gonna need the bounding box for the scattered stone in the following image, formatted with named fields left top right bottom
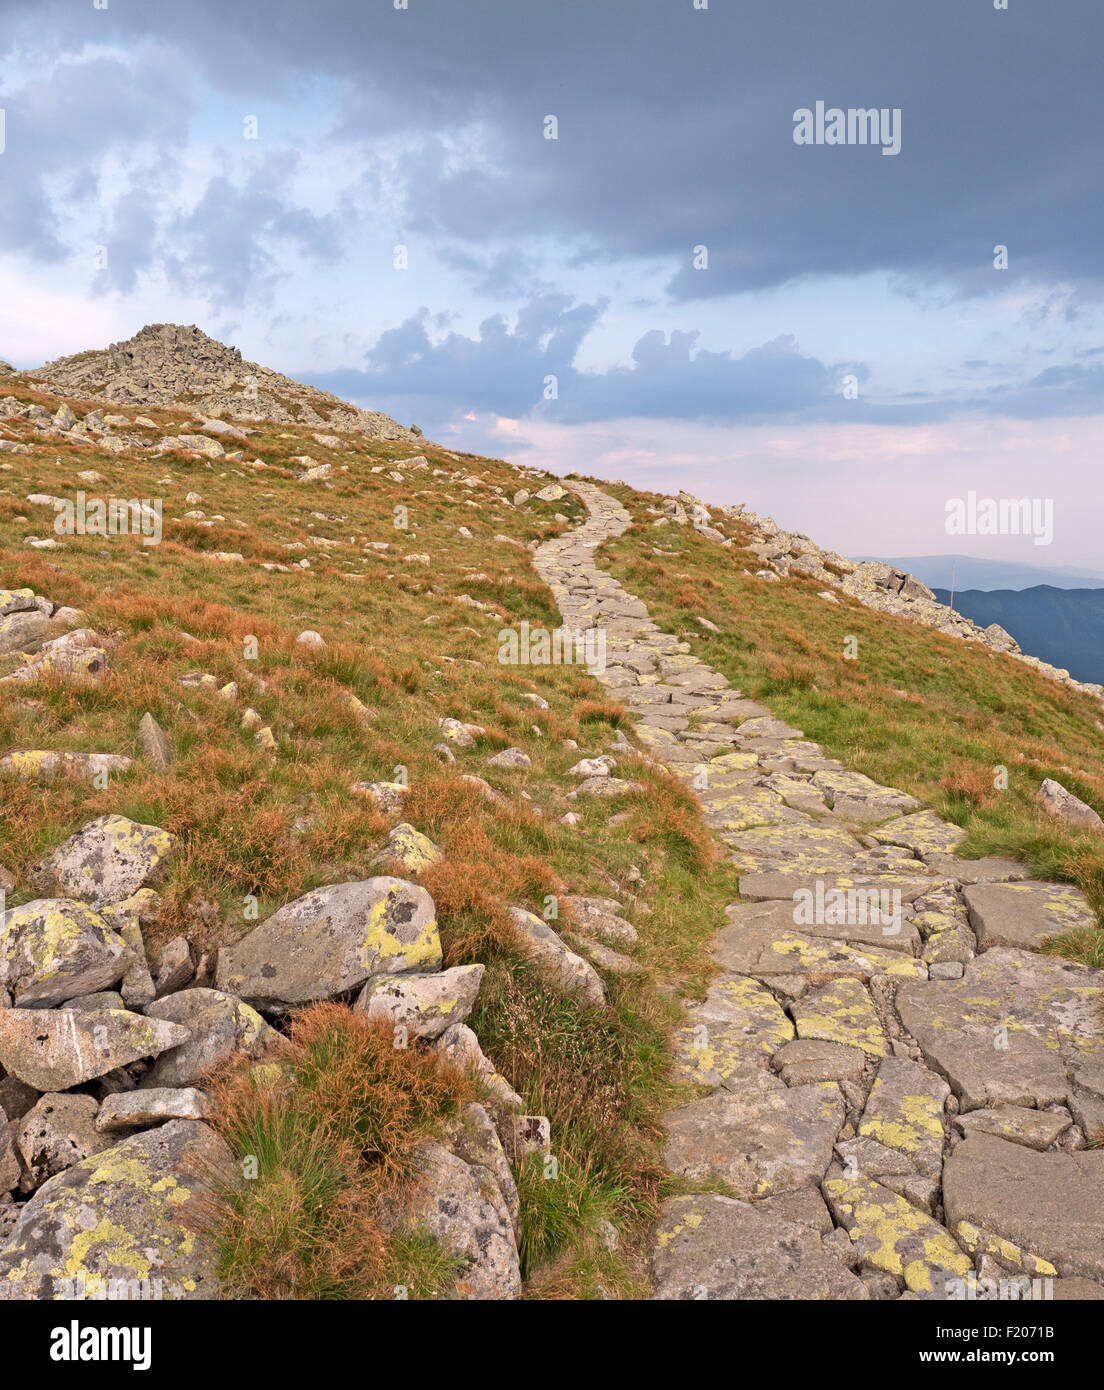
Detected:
left=137, top=712, right=171, bottom=769
left=1036, top=777, right=1102, bottom=830
left=355, top=964, right=484, bottom=1040
left=0, top=1007, right=189, bottom=1091
left=0, top=1119, right=236, bottom=1300
left=508, top=907, right=606, bottom=1008
left=487, top=747, right=531, bottom=769
left=372, top=822, right=443, bottom=873
left=216, top=877, right=441, bottom=1011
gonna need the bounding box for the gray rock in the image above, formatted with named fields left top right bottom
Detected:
left=434, top=1023, right=523, bottom=1112
left=963, top=880, right=1095, bottom=950
left=97, top=1087, right=211, bottom=1132
left=0, top=899, right=131, bottom=1006
left=355, top=964, right=484, bottom=1040
left=663, top=1078, right=843, bottom=1197
left=897, top=948, right=1104, bottom=1111
left=216, top=877, right=441, bottom=1011
left=62, top=991, right=125, bottom=1011
left=137, top=711, right=171, bottom=769
left=771, top=1039, right=867, bottom=1084
left=851, top=1057, right=949, bottom=1179
left=508, top=907, right=606, bottom=1008
left=0, top=1007, right=189, bottom=1091
left=0, top=1119, right=237, bottom=1300
left=29, top=814, right=177, bottom=908
left=152, top=936, right=193, bottom=997
left=486, top=747, right=531, bottom=769
left=0, top=609, right=49, bottom=655
left=385, top=1141, right=521, bottom=1300
left=954, top=1105, right=1071, bottom=1151
left=1036, top=778, right=1103, bottom=831
left=142, top=988, right=273, bottom=1087
left=17, top=1092, right=109, bottom=1189
left=651, top=1195, right=868, bottom=1299
left=944, top=1132, right=1104, bottom=1281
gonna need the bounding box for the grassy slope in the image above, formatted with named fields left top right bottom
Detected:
left=591, top=476, right=1104, bottom=967
left=0, top=386, right=737, bottom=1298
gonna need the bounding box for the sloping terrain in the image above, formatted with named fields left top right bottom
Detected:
left=18, top=323, right=420, bottom=441
left=2, top=337, right=1104, bottom=1301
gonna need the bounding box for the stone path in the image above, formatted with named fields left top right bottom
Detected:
left=536, top=480, right=1104, bottom=1302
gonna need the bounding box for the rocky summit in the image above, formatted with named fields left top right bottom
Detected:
left=1, top=332, right=1103, bottom=1309
left=20, top=323, right=421, bottom=442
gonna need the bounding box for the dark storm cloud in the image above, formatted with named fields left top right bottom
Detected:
left=309, top=297, right=863, bottom=427
left=303, top=295, right=1104, bottom=435
left=5, top=0, right=1099, bottom=300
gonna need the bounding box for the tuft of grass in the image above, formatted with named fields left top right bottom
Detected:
left=206, top=1003, right=473, bottom=1300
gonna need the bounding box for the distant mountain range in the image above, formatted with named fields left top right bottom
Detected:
left=860, top=554, right=1104, bottom=592
left=929, top=586, right=1104, bottom=686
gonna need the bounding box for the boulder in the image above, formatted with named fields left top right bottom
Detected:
left=0, top=899, right=131, bottom=1006
left=355, top=964, right=484, bottom=1040
left=0, top=1120, right=236, bottom=1300
left=0, top=609, right=49, bottom=655
left=97, top=1087, right=211, bottom=1132
left=30, top=814, right=177, bottom=908
left=1036, top=777, right=1102, bottom=830
left=215, top=877, right=441, bottom=1012
left=0, top=1007, right=189, bottom=1091
left=16, top=1092, right=109, bottom=1189
left=142, top=988, right=273, bottom=1087
left=385, top=1141, right=520, bottom=1299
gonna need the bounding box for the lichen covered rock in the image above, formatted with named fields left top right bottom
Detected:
left=0, top=1119, right=236, bottom=1300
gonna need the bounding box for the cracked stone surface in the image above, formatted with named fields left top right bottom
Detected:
left=535, top=479, right=1104, bottom=1301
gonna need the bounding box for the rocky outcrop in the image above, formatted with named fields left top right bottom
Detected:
left=661, top=490, right=1104, bottom=706
left=20, top=323, right=420, bottom=441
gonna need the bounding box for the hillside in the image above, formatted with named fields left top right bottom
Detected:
left=932, top=585, right=1104, bottom=686
left=1, top=332, right=1103, bottom=1303
left=17, top=323, right=420, bottom=442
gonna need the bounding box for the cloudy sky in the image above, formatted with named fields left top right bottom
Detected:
left=1, top=0, right=1101, bottom=568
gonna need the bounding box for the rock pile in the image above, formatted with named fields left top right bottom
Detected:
left=0, top=819, right=530, bottom=1299
left=18, top=324, right=420, bottom=442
